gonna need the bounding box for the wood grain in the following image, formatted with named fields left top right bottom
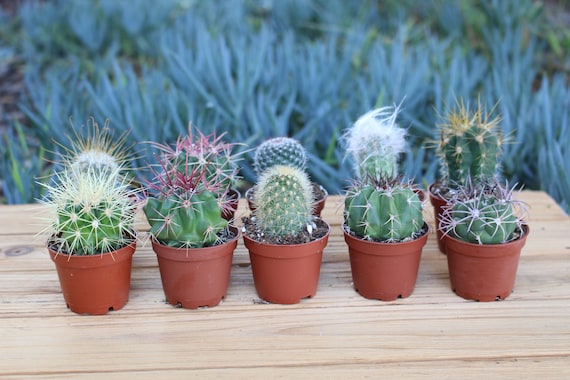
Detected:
left=1, top=191, right=569, bottom=379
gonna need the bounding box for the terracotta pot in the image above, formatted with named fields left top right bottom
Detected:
left=243, top=220, right=330, bottom=304
left=428, top=182, right=448, bottom=254
left=245, top=182, right=328, bottom=217
left=343, top=223, right=430, bottom=301
left=443, top=224, right=529, bottom=302
left=152, top=227, right=239, bottom=309
left=49, top=240, right=136, bottom=315
left=222, top=188, right=240, bottom=221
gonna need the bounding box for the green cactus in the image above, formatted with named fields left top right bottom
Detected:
left=437, top=100, right=502, bottom=187
left=253, top=137, right=307, bottom=176
left=439, top=180, right=526, bottom=244
left=344, top=106, right=406, bottom=181
left=253, top=165, right=313, bottom=239
left=344, top=178, right=424, bottom=242
left=42, top=166, right=139, bottom=255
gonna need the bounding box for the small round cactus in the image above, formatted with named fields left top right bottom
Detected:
left=344, top=178, right=424, bottom=242
left=41, top=166, right=139, bottom=255
left=344, top=105, right=406, bottom=181
left=437, top=99, right=502, bottom=187
left=253, top=137, right=307, bottom=176
left=439, top=180, right=526, bottom=244
left=253, top=165, right=313, bottom=239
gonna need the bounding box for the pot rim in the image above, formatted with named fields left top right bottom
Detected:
left=342, top=221, right=430, bottom=247
left=443, top=223, right=530, bottom=250
left=150, top=226, right=240, bottom=256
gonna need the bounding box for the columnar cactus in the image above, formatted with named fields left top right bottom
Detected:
left=344, top=178, right=424, bottom=242
left=439, top=180, right=526, bottom=244
left=344, top=106, right=406, bottom=181
left=437, top=100, right=502, bottom=187
left=253, top=137, right=307, bottom=176
left=253, top=165, right=313, bottom=239
left=143, top=129, right=238, bottom=248
left=42, top=166, right=139, bottom=255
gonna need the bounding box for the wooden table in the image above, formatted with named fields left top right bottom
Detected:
left=1, top=191, right=569, bottom=378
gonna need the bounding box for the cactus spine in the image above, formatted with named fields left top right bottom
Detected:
left=253, top=137, right=307, bottom=175
left=344, top=178, right=424, bottom=242
left=437, top=100, right=502, bottom=187
left=143, top=129, right=239, bottom=248
left=254, top=165, right=313, bottom=240
left=439, top=180, right=526, bottom=244
left=344, top=106, right=406, bottom=181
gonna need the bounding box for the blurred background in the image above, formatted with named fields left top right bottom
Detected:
left=0, top=0, right=568, bottom=212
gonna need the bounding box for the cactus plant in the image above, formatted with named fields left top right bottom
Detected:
left=344, top=177, right=424, bottom=242
left=143, top=129, right=239, bottom=248
left=436, top=99, right=503, bottom=188
left=253, top=137, right=307, bottom=176
left=439, top=180, right=527, bottom=245
left=344, top=105, right=406, bottom=181
left=252, top=165, right=314, bottom=241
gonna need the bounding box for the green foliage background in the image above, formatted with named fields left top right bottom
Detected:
left=0, top=0, right=568, bottom=212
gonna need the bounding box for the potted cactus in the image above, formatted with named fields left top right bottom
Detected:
left=39, top=120, right=140, bottom=315
left=429, top=99, right=503, bottom=253
left=439, top=180, right=529, bottom=301
left=242, top=165, right=330, bottom=304
left=246, top=137, right=328, bottom=216
left=143, top=128, right=241, bottom=309
left=342, top=106, right=429, bottom=301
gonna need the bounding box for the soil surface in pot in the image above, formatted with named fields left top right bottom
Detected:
left=241, top=217, right=329, bottom=245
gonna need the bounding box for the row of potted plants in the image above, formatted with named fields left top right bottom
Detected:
left=40, top=99, right=529, bottom=315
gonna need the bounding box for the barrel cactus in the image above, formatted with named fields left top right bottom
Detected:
left=344, top=105, right=406, bottom=181
left=41, top=166, right=139, bottom=255
left=344, top=178, right=424, bottom=242
left=253, top=165, right=313, bottom=240
left=253, top=137, right=307, bottom=176
left=436, top=100, right=502, bottom=188
left=143, top=130, right=238, bottom=248
left=439, top=180, right=526, bottom=244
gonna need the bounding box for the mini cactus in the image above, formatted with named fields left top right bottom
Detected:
left=436, top=99, right=502, bottom=187
left=143, top=129, right=238, bottom=248
left=253, top=137, right=307, bottom=176
left=439, top=180, right=527, bottom=245
left=41, top=166, right=139, bottom=255
left=344, top=177, right=424, bottom=242
left=253, top=165, right=313, bottom=240
left=344, top=105, right=406, bottom=181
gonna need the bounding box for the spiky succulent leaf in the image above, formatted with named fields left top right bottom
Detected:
left=254, top=165, right=313, bottom=238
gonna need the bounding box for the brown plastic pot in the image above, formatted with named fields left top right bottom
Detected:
left=428, top=182, right=448, bottom=254
left=443, top=224, right=529, bottom=302
left=245, top=183, right=328, bottom=217
left=152, top=227, right=239, bottom=309
left=343, top=223, right=430, bottom=301
left=243, top=221, right=330, bottom=304
left=49, top=240, right=136, bottom=315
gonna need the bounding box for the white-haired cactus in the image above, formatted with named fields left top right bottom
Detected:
left=41, top=166, right=139, bottom=255
left=344, top=105, right=406, bottom=181
left=143, top=129, right=238, bottom=248
left=253, top=137, right=307, bottom=175
left=437, top=100, right=502, bottom=187
left=253, top=165, right=313, bottom=240
left=344, top=178, right=424, bottom=242
left=439, top=180, right=526, bottom=244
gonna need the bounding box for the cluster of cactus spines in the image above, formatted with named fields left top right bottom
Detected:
left=41, top=166, right=139, bottom=255
left=344, top=105, right=406, bottom=181
left=253, top=165, right=314, bottom=240
left=437, top=99, right=503, bottom=187
left=344, top=177, right=424, bottom=242
left=439, top=180, right=526, bottom=245
left=143, top=131, right=236, bottom=248
left=253, top=137, right=307, bottom=176
left=152, top=127, right=242, bottom=194
left=59, top=118, right=133, bottom=174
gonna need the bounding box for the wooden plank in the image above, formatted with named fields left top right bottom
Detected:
left=0, top=192, right=569, bottom=378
